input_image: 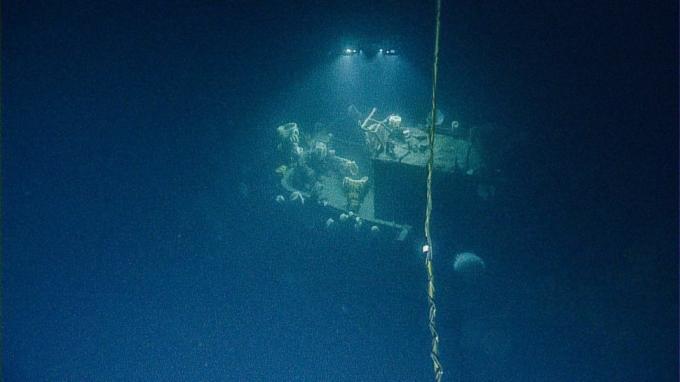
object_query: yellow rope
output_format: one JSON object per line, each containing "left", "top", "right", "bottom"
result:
{"left": 425, "top": 0, "right": 443, "bottom": 381}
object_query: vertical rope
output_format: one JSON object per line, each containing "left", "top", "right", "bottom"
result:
{"left": 425, "top": 0, "right": 443, "bottom": 381}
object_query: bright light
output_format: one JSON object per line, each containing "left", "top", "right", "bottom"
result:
{"left": 345, "top": 48, "right": 352, "bottom": 55}
{"left": 422, "top": 244, "right": 430, "bottom": 254}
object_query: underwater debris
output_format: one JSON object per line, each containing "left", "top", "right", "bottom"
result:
{"left": 275, "top": 165, "right": 288, "bottom": 176}
{"left": 330, "top": 156, "right": 359, "bottom": 177}
{"left": 312, "top": 141, "right": 328, "bottom": 162}
{"left": 275, "top": 194, "right": 286, "bottom": 204}
{"left": 387, "top": 114, "right": 402, "bottom": 129}
{"left": 354, "top": 217, "right": 363, "bottom": 231}
{"left": 289, "top": 191, "right": 305, "bottom": 205}
{"left": 343, "top": 176, "right": 369, "bottom": 212}
{"left": 277, "top": 122, "right": 300, "bottom": 144}
{"left": 272, "top": 106, "right": 498, "bottom": 242}
{"left": 277, "top": 122, "right": 305, "bottom": 165}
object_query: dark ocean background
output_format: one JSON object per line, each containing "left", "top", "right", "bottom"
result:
{"left": 3, "top": 1, "right": 677, "bottom": 381}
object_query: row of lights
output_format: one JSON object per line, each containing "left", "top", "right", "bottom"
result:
{"left": 342, "top": 48, "right": 398, "bottom": 56}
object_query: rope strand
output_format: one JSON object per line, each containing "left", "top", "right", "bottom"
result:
{"left": 425, "top": 0, "right": 443, "bottom": 381}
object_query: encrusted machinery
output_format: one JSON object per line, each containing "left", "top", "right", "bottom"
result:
{"left": 274, "top": 120, "right": 411, "bottom": 241}
{"left": 342, "top": 176, "right": 369, "bottom": 212}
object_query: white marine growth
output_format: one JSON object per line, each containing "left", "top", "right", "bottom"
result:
{"left": 289, "top": 191, "right": 305, "bottom": 205}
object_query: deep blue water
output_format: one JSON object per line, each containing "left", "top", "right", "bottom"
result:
{"left": 3, "top": 1, "right": 677, "bottom": 381}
